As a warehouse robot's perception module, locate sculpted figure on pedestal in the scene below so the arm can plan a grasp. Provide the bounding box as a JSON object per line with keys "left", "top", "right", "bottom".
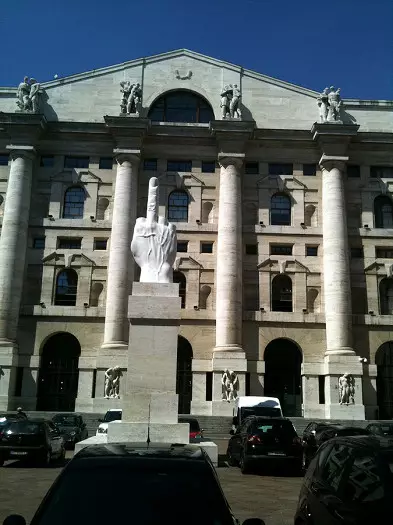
{"left": 230, "top": 84, "right": 242, "bottom": 119}
{"left": 104, "top": 366, "right": 122, "bottom": 399}
{"left": 221, "top": 84, "right": 242, "bottom": 120}
{"left": 120, "top": 81, "right": 142, "bottom": 115}
{"left": 339, "top": 373, "right": 355, "bottom": 405}
{"left": 317, "top": 86, "right": 342, "bottom": 123}
{"left": 222, "top": 369, "right": 239, "bottom": 402}
{"left": 16, "top": 76, "right": 45, "bottom": 113}
{"left": 131, "top": 177, "right": 177, "bottom": 283}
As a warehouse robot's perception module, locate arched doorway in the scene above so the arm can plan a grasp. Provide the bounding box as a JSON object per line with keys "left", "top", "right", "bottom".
{"left": 376, "top": 342, "right": 393, "bottom": 418}
{"left": 37, "top": 333, "right": 81, "bottom": 411}
{"left": 177, "top": 336, "right": 193, "bottom": 414}
{"left": 264, "top": 338, "right": 302, "bottom": 417}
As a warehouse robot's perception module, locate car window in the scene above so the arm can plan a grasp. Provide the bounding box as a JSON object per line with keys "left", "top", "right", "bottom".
{"left": 251, "top": 420, "right": 296, "bottom": 436}
{"left": 341, "top": 454, "right": 384, "bottom": 503}
{"left": 380, "top": 425, "right": 393, "bottom": 436}
{"left": 32, "top": 461, "right": 235, "bottom": 525}
{"left": 319, "top": 443, "right": 351, "bottom": 492}
{"left": 53, "top": 415, "right": 79, "bottom": 426}
{"left": 103, "top": 411, "right": 122, "bottom": 423}
{"left": 5, "top": 421, "right": 43, "bottom": 434}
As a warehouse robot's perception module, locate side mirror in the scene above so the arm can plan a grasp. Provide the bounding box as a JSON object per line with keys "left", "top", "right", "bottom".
{"left": 229, "top": 429, "right": 235, "bottom": 435}
{"left": 243, "top": 519, "right": 265, "bottom": 525}
{"left": 3, "top": 515, "right": 26, "bottom": 525}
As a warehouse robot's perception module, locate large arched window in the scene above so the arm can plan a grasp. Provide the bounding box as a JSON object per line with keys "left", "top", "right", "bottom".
{"left": 63, "top": 186, "right": 85, "bottom": 219}
{"left": 380, "top": 278, "right": 393, "bottom": 314}
{"left": 148, "top": 91, "right": 214, "bottom": 123}
{"left": 270, "top": 193, "right": 291, "bottom": 226}
{"left": 173, "top": 271, "right": 186, "bottom": 309}
{"left": 55, "top": 269, "right": 78, "bottom": 306}
{"left": 168, "top": 190, "right": 189, "bottom": 222}
{"left": 271, "top": 274, "right": 293, "bottom": 312}
{"left": 374, "top": 195, "right": 393, "bottom": 228}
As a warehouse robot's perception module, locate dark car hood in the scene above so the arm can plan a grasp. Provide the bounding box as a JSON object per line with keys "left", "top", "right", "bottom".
{"left": 57, "top": 426, "right": 79, "bottom": 434}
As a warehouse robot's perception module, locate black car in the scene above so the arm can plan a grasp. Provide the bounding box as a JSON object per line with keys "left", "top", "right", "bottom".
{"left": 0, "top": 414, "right": 22, "bottom": 430}
{"left": 0, "top": 418, "right": 65, "bottom": 466}
{"left": 178, "top": 416, "right": 204, "bottom": 441}
{"left": 295, "top": 435, "right": 393, "bottom": 525}
{"left": 2, "top": 443, "right": 265, "bottom": 525}
{"left": 366, "top": 422, "right": 393, "bottom": 437}
{"left": 227, "top": 416, "right": 302, "bottom": 474}
{"left": 52, "top": 414, "right": 88, "bottom": 448}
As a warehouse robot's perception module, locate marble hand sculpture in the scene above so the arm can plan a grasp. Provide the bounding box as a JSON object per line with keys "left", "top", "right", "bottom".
{"left": 131, "top": 177, "right": 177, "bottom": 283}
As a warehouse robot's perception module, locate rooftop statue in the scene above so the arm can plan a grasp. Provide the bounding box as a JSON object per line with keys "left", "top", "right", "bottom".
{"left": 16, "top": 77, "right": 45, "bottom": 113}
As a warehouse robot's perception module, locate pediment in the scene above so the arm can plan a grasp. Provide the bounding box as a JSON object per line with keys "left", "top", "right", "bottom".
{"left": 51, "top": 169, "right": 101, "bottom": 185}
{"left": 159, "top": 172, "right": 204, "bottom": 189}
{"left": 365, "top": 261, "right": 393, "bottom": 277}
{"left": 69, "top": 254, "right": 96, "bottom": 267}
{"left": 366, "top": 177, "right": 393, "bottom": 195}
{"left": 174, "top": 256, "right": 203, "bottom": 271}
{"left": 257, "top": 175, "right": 307, "bottom": 191}
{"left": 42, "top": 252, "right": 64, "bottom": 265}
{"left": 257, "top": 258, "right": 309, "bottom": 273}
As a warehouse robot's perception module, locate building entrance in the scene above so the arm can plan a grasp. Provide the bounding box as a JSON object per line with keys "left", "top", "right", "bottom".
{"left": 177, "top": 336, "right": 193, "bottom": 414}
{"left": 376, "top": 341, "right": 393, "bottom": 419}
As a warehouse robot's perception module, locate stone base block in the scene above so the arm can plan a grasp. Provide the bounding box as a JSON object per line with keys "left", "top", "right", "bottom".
{"left": 107, "top": 421, "right": 190, "bottom": 444}
{"left": 0, "top": 396, "right": 12, "bottom": 411}
{"left": 198, "top": 441, "right": 218, "bottom": 466}
{"left": 191, "top": 401, "right": 213, "bottom": 415}
{"left": 74, "top": 435, "right": 108, "bottom": 455}
{"left": 122, "top": 393, "right": 178, "bottom": 423}
{"left": 303, "top": 404, "right": 325, "bottom": 419}
{"left": 91, "top": 398, "right": 122, "bottom": 413}
{"left": 211, "top": 400, "right": 235, "bottom": 416}
{"left": 325, "top": 403, "right": 365, "bottom": 420}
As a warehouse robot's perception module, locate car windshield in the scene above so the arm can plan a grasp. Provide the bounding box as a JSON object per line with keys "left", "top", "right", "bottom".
{"left": 103, "top": 411, "right": 122, "bottom": 423}
{"left": 241, "top": 406, "right": 281, "bottom": 419}
{"left": 380, "top": 425, "right": 393, "bottom": 436}
{"left": 251, "top": 420, "right": 296, "bottom": 436}
{"left": 0, "top": 416, "right": 15, "bottom": 427}
{"left": 4, "top": 421, "right": 43, "bottom": 434}
{"left": 179, "top": 419, "right": 200, "bottom": 432}
{"left": 53, "top": 415, "right": 79, "bottom": 426}
{"left": 338, "top": 428, "right": 369, "bottom": 436}
{"left": 32, "top": 459, "right": 234, "bottom": 525}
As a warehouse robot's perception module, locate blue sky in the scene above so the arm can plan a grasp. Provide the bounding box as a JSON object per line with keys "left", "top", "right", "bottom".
{"left": 1, "top": 0, "right": 392, "bottom": 99}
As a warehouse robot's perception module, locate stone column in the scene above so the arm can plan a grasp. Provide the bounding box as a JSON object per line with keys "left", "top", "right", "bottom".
{"left": 214, "top": 155, "right": 244, "bottom": 352}
{"left": 0, "top": 146, "right": 35, "bottom": 344}
{"left": 102, "top": 150, "right": 140, "bottom": 350}
{"left": 321, "top": 155, "right": 354, "bottom": 355}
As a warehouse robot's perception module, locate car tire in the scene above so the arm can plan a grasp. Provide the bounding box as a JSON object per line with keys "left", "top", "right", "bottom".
{"left": 302, "top": 451, "right": 308, "bottom": 471}
{"left": 59, "top": 445, "right": 66, "bottom": 461}
{"left": 240, "top": 453, "right": 251, "bottom": 474}
{"left": 226, "top": 448, "right": 237, "bottom": 466}
{"left": 41, "top": 448, "right": 51, "bottom": 467}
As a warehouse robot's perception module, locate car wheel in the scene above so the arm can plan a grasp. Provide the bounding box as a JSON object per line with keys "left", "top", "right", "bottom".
{"left": 226, "top": 448, "right": 237, "bottom": 466}
{"left": 240, "top": 453, "right": 251, "bottom": 474}
{"left": 60, "top": 445, "right": 66, "bottom": 461}
{"left": 42, "top": 448, "right": 51, "bottom": 466}
{"left": 302, "top": 451, "right": 308, "bottom": 470}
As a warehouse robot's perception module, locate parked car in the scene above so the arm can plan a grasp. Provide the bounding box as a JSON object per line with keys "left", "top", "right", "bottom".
{"left": 366, "top": 422, "right": 393, "bottom": 437}
{"left": 52, "top": 414, "right": 88, "bottom": 448}
{"left": 0, "top": 418, "right": 65, "bottom": 466}
{"left": 0, "top": 414, "right": 22, "bottom": 430}
{"left": 178, "top": 416, "right": 204, "bottom": 441}
{"left": 295, "top": 435, "right": 393, "bottom": 525}
{"left": 227, "top": 416, "right": 302, "bottom": 474}
{"left": 2, "top": 443, "right": 265, "bottom": 525}
{"left": 96, "top": 409, "right": 122, "bottom": 435}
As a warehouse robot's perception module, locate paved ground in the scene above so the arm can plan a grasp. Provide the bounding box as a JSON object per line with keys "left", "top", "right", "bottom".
{"left": 0, "top": 440, "right": 302, "bottom": 525}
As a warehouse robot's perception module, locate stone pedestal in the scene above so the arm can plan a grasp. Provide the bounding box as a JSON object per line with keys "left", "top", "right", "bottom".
{"left": 324, "top": 355, "right": 365, "bottom": 420}
{"left": 106, "top": 282, "right": 189, "bottom": 444}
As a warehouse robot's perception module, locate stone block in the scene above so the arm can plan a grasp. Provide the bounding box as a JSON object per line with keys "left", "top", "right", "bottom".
{"left": 74, "top": 434, "right": 108, "bottom": 455}
{"left": 106, "top": 421, "right": 190, "bottom": 444}
{"left": 122, "top": 393, "right": 178, "bottom": 424}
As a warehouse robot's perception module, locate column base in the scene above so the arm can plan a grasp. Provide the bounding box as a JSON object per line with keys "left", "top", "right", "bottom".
{"left": 213, "top": 344, "right": 244, "bottom": 353}
{"left": 325, "top": 347, "right": 355, "bottom": 356}
{"left": 100, "top": 342, "right": 129, "bottom": 351}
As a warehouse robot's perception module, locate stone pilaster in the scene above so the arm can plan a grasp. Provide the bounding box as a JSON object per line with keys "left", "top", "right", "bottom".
{"left": 102, "top": 150, "right": 140, "bottom": 350}
{"left": 214, "top": 154, "right": 244, "bottom": 353}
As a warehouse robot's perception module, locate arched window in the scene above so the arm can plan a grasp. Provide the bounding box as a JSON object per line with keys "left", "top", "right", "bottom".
{"left": 55, "top": 269, "right": 78, "bottom": 306}
{"left": 271, "top": 274, "right": 293, "bottom": 312}
{"left": 148, "top": 91, "right": 214, "bottom": 123}
{"left": 270, "top": 193, "right": 291, "bottom": 226}
{"left": 168, "top": 190, "right": 189, "bottom": 222}
{"left": 173, "top": 271, "right": 186, "bottom": 309}
{"left": 374, "top": 195, "right": 393, "bottom": 228}
{"left": 380, "top": 278, "right": 393, "bottom": 314}
{"left": 63, "top": 186, "right": 85, "bottom": 219}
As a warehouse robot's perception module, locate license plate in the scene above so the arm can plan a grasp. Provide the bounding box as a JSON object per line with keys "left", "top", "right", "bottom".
{"left": 268, "top": 452, "right": 286, "bottom": 456}
{"left": 10, "top": 451, "right": 28, "bottom": 456}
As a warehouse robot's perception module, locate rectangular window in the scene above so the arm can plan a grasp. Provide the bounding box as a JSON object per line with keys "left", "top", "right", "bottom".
{"left": 270, "top": 244, "right": 293, "bottom": 255}
{"left": 167, "top": 160, "right": 192, "bottom": 172}
{"left": 206, "top": 372, "right": 212, "bottom": 401}
{"left": 306, "top": 246, "right": 318, "bottom": 256}
{"left": 58, "top": 238, "right": 82, "bottom": 249}
{"left": 245, "top": 162, "right": 259, "bottom": 175}
{"left": 64, "top": 156, "right": 89, "bottom": 169}
{"left": 245, "top": 244, "right": 258, "bottom": 255}
{"left": 318, "top": 376, "right": 325, "bottom": 404}
{"left": 376, "top": 247, "right": 393, "bottom": 258}
{"left": 33, "top": 237, "right": 45, "bottom": 249}
{"left": 99, "top": 157, "right": 113, "bottom": 170}
{"left": 303, "top": 164, "right": 317, "bottom": 176}
{"left": 94, "top": 239, "right": 108, "bottom": 250}
{"left": 351, "top": 247, "right": 364, "bottom": 258}
{"left": 370, "top": 166, "right": 393, "bottom": 178}
{"left": 201, "top": 161, "right": 216, "bottom": 173}
{"left": 201, "top": 242, "right": 213, "bottom": 254}
{"left": 268, "top": 163, "right": 293, "bottom": 176}
{"left": 347, "top": 165, "right": 360, "bottom": 178}
{"left": 40, "top": 155, "right": 54, "bottom": 167}
{"left": 143, "top": 159, "right": 157, "bottom": 171}
{"left": 0, "top": 154, "right": 9, "bottom": 166}
{"left": 177, "top": 241, "right": 188, "bottom": 253}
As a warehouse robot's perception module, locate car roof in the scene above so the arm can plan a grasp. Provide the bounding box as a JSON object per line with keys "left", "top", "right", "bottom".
{"left": 244, "top": 416, "right": 291, "bottom": 422}
{"left": 106, "top": 409, "right": 122, "bottom": 412}
{"left": 74, "top": 443, "right": 207, "bottom": 460}
{"left": 53, "top": 413, "right": 82, "bottom": 417}
{"left": 327, "top": 435, "right": 393, "bottom": 451}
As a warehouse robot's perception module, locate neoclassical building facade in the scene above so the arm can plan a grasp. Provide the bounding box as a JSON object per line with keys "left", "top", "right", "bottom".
{"left": 0, "top": 50, "right": 392, "bottom": 419}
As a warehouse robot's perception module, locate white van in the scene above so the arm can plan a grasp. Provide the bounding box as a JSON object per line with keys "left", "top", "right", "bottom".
{"left": 233, "top": 396, "right": 283, "bottom": 428}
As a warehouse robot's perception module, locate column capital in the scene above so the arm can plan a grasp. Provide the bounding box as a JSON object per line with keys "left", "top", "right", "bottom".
{"left": 311, "top": 122, "right": 359, "bottom": 157}
{"left": 6, "top": 145, "right": 36, "bottom": 161}
{"left": 218, "top": 153, "right": 245, "bottom": 169}
{"left": 113, "top": 148, "right": 141, "bottom": 165}
{"left": 319, "top": 154, "right": 349, "bottom": 173}
{"left": 104, "top": 116, "right": 150, "bottom": 150}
